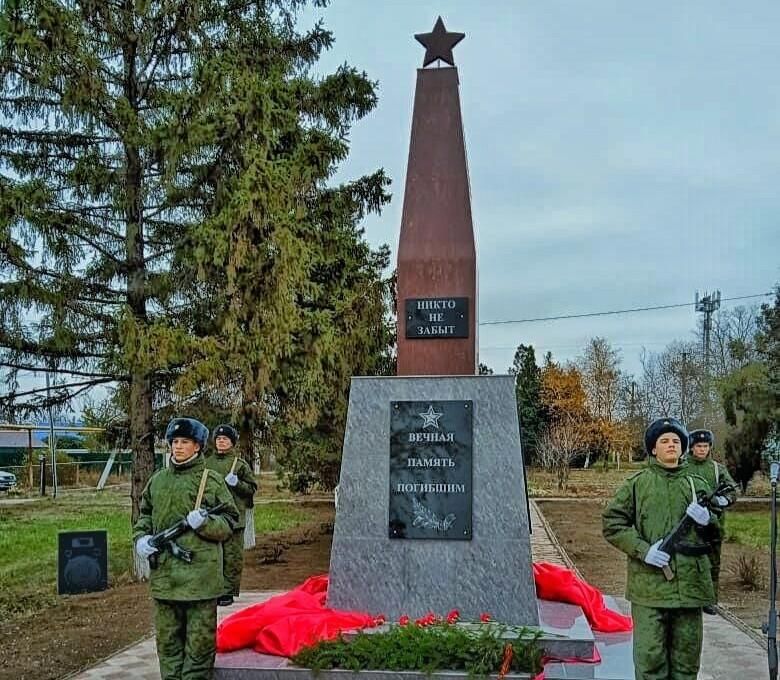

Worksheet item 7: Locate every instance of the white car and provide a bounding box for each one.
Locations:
[0,470,17,491]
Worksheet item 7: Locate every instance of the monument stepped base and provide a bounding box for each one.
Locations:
[214,598,610,680]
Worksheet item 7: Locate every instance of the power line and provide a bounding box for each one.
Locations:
[480,340,673,351]
[478,292,771,327]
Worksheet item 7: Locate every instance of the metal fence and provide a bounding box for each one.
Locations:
[0,452,166,489]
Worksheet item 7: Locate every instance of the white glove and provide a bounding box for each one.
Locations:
[136,535,157,558]
[186,508,208,530]
[714,495,730,507]
[225,473,238,487]
[644,540,671,568]
[686,502,710,526]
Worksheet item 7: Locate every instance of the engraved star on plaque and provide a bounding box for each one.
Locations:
[418,405,443,429]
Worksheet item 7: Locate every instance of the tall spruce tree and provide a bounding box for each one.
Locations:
[162,9,393,488]
[509,344,545,462]
[0,2,391,518]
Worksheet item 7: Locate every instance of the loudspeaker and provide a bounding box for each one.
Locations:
[57,530,108,595]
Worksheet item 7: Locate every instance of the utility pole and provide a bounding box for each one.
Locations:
[695,290,721,424]
[680,351,688,426]
[45,371,58,499]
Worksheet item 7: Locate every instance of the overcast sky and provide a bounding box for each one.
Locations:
[7,1,780,418]
[304,0,779,376]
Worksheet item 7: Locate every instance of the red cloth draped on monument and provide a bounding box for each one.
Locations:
[216,564,631,656]
[532,562,633,633]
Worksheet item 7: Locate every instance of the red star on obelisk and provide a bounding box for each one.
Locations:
[414,16,465,67]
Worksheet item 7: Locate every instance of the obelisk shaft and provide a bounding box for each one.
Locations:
[396,67,478,376]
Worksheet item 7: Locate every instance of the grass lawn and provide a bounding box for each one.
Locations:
[724,506,772,549]
[0,488,310,620]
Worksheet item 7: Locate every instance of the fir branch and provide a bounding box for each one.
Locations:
[1,377,116,399]
[292,622,544,677]
[0,361,116,379]
[0,331,110,361]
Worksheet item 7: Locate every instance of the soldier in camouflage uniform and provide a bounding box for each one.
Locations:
[603,418,715,680]
[134,417,239,680]
[205,423,257,606]
[687,429,737,613]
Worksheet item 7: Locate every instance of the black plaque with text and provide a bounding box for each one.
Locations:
[405,297,469,339]
[389,400,472,539]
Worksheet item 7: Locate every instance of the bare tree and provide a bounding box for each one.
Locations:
[537,420,587,490]
[578,338,622,418]
[697,305,760,379]
[638,341,704,426]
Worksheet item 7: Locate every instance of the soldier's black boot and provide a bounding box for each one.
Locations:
[702,605,717,615]
[217,594,234,606]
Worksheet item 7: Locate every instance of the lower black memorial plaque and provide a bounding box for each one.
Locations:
[389,400,472,539]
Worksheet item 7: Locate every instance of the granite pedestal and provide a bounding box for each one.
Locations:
[327,375,537,625]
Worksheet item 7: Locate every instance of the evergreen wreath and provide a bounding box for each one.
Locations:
[292,620,544,677]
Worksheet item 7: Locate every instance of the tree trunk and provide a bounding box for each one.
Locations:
[130,372,154,523]
[122,29,155,549]
[557,463,567,491]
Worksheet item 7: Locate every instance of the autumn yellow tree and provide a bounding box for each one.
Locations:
[538,359,590,488]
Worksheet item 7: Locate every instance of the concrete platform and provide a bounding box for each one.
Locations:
[544,598,632,680]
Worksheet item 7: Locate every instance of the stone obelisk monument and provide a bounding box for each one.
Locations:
[327,18,537,626]
[397,17,477,376]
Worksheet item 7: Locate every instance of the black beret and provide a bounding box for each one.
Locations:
[165,418,209,448]
[644,417,689,455]
[689,429,714,447]
[213,424,239,445]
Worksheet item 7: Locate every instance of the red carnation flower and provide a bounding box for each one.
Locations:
[480,613,492,623]
[373,615,386,626]
[398,615,410,626]
[446,609,460,624]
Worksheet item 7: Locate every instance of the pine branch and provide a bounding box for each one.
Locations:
[0,377,116,399]
[0,361,117,379]
[0,126,118,146]
[0,331,110,361]
[137,2,192,102]
[4,262,124,300]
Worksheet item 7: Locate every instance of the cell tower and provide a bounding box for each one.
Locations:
[695,290,721,423]
[695,290,721,376]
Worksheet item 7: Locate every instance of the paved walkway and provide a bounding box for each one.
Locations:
[68,593,279,679]
[69,502,768,680]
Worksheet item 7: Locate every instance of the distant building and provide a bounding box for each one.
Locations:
[0,430,48,466]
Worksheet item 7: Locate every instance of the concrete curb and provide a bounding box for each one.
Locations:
[530,499,583,579]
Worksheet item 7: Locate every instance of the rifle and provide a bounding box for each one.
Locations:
[656,480,736,581]
[148,502,228,569]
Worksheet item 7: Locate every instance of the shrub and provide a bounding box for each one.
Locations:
[731,553,764,591]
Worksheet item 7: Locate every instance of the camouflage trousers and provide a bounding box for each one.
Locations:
[710,540,722,599]
[631,604,703,680]
[154,598,217,680]
[223,528,244,596]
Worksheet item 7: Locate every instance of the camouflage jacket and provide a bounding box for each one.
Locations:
[133,453,238,601]
[602,458,715,608]
[204,451,257,529]
[687,454,737,538]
